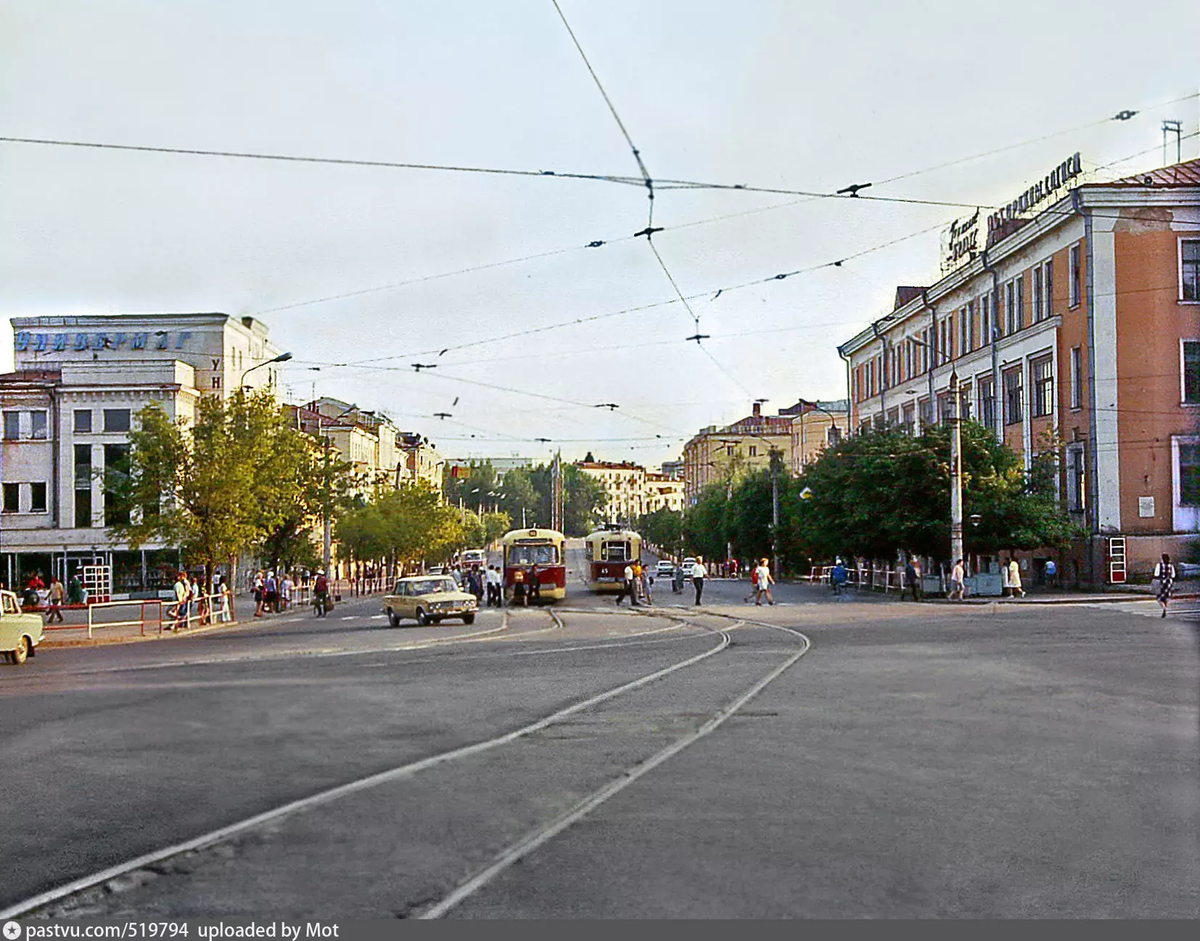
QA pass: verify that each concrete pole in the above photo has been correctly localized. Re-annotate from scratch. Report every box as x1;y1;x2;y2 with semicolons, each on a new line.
322;434;332;576
949;370;964;569
770;447;782;577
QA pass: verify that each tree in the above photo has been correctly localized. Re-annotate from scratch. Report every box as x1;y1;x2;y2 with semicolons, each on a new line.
337;481;466;570
638;506;683;557
482;511;512;545
682;484;730;561
109;390;325;586
499;467;539;526
787;423;1083;565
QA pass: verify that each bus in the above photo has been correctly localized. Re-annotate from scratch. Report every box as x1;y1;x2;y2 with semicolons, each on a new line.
501;528;567;603
583;528;642;593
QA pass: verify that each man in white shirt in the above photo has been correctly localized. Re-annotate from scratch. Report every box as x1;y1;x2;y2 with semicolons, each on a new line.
615;563;638;606
690;556;706;605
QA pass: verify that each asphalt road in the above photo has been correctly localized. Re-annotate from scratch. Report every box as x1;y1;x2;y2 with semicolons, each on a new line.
1;547;1197;919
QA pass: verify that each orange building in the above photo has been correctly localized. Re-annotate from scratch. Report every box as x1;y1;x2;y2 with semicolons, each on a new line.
839;156;1200;582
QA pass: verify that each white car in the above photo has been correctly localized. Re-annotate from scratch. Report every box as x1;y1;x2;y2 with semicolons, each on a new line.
655;560;676;578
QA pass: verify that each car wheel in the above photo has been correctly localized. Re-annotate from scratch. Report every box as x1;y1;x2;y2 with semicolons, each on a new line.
387;608;400;628
462;614;475;625
416;608;430;626
12;635;29;665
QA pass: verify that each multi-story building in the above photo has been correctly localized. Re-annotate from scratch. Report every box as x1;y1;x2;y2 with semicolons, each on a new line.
576;458;647;526
838;155;1200;580
644;472;685;513
293;397;402;492
1;313;283;593
397;432;444;492
682;400;847;505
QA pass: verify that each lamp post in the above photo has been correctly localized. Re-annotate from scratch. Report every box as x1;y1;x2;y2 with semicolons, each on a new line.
949;370;964;571
239;351;293;390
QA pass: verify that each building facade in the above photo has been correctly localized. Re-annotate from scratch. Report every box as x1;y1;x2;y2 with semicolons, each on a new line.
839;157;1200;579
1;312;290;593
644;472;686;513
575;459;647;526
681;400;847;505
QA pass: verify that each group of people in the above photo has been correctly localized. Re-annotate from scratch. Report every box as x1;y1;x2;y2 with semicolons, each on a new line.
252;570;296;617
614;559;655;606
744;558;775;605
171;571;232;630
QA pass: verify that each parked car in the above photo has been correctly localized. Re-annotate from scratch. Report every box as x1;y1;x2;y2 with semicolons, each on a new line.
655;560;676;578
1;589;44;665
681;557;697;582
383;576;478;627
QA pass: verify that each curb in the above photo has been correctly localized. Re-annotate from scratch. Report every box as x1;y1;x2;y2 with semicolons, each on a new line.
41;619;245;648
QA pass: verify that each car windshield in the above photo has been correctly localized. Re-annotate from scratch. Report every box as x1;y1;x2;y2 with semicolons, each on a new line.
408;578;457;595
508;544;558;565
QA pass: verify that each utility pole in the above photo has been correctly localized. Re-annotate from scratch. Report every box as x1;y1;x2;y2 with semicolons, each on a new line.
949;370;964;569
550;451;564;532
769;447;783;577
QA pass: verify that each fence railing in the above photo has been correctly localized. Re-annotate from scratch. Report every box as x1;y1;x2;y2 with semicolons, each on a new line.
84;599;165;639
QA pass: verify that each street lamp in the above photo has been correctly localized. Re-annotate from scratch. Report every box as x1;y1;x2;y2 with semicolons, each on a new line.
240;351;293;389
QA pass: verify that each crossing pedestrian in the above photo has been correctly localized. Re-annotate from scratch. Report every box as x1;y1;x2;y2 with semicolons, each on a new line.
615;562;638;606
1153;553;1175;618
46;575;65;623
744;564;759;603
904;557;923;602
754;558;775;605
691;555;706;605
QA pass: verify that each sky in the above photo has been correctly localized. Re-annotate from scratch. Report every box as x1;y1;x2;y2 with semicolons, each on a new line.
2;0;1198;470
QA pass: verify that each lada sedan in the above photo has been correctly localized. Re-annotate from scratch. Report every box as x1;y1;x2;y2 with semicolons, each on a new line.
1;589;44;664
383;576;477;627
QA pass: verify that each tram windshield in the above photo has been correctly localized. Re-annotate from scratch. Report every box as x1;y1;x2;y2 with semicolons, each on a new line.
508;544;559;565
601;541;630;562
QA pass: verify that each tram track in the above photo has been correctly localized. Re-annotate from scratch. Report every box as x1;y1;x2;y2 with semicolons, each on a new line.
4;605;811;920
1;609;733;919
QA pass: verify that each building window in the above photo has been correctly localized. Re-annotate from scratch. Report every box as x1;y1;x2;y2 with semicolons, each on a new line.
1015;275;1024;331
981;293;991;344
103;408;131;433
1033;266;1044;322
902;403;915;434
748;446;757;457
960;307;969;356
1031;357;1053;417
1004;369;1024;425
3;411;18;440
968;301;977;351
1044;260;1054;317
959;386;973;421
1183;240;1200;301
75;488;92;528
1006;281;1016;335
1178;444;1200;506
979;376;995;428
918;397;932;427
30;410;47;439
1069;245;1081;308
30;482;47;513
1070;347;1083;409
103;443;132;525
1066;445;1086;512
74;409;93;434
1184;340;1200;405
2;483;18;513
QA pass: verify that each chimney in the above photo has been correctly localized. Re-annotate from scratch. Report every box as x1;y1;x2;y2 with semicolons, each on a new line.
752;402;761;418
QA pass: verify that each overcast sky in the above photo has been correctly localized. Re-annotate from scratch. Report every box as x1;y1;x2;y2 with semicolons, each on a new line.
3;0;1198;468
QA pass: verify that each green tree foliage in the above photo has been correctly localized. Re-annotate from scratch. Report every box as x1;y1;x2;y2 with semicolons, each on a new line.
498;467;539;526
336;481;465;568
681;484;730;561
787;423;1082;564
482;511;512;545
110;390;334;581
637;506;683;557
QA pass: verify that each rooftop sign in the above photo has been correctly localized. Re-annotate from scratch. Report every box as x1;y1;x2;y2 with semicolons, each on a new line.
987;152;1082;237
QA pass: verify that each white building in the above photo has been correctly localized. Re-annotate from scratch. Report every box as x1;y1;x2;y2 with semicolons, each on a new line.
1;313;284;594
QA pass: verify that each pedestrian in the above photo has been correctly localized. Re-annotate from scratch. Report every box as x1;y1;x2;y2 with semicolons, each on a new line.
1043;558;1057;590
831;559;848;596
46;575;65;623
672;560;684;594
1001;557;1012;597
691;555;706;605
641;562;654;605
1008;557;1025;598
744;564;759;603
1153;553;1175;618
528;563;542;604
264;570;279;613
68;572;83;605
754;557;775;605
281;572;293;611
173;571;189;631
948;559;966;601
217;576;233;622
615;562;638;606
904;557;923;602
253;570;265;617
486;565;498;606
